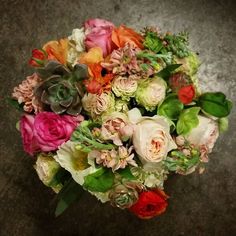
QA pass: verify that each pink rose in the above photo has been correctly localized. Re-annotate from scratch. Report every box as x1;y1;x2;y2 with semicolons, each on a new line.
20;112;84;155
20;114;40;155
84;18;116;57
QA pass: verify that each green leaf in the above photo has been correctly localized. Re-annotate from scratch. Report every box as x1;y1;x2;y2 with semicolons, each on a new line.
6;97;24;112
218;117;229;133
198;92;232;118
158;94;184;120
176;107;200;135
117;167;137;180
48;168;71;187
83;168;114;192
55;178;84;217
157;64;182;79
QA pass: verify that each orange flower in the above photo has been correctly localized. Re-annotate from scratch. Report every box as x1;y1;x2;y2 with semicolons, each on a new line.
84;63;113;94
112;25;144;49
43;39;68;65
79;47;104;65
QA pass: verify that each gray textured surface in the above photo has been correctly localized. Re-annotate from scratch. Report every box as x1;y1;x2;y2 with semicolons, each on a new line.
0;0;236;235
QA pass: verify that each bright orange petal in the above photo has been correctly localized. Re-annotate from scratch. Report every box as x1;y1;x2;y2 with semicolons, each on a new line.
112;25;144;49
79;47;104;65
43;39;68;64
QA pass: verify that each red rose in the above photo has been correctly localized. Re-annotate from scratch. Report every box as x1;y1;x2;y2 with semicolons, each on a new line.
29;49;47;67
129;190;168;219
178;85;195;104
169;72;191;92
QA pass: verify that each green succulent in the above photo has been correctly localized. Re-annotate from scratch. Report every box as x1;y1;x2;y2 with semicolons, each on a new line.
34;61;88;115
109;181;144;209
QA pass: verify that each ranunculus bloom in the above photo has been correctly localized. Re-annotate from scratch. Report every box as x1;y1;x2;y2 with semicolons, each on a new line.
29;49;47;67
178;85;195;104
43;39;69;65
135;77;166;111
20;112;83;155
112;25;144;49
84;18;116;57
129;190;168;219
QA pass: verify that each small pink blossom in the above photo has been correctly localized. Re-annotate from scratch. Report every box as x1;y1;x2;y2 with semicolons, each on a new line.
88;146;137;171
100;112;133;145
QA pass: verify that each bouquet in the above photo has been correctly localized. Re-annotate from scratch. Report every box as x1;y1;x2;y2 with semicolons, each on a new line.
10;18;232;219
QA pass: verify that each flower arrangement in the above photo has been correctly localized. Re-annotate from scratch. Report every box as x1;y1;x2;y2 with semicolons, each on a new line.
10;18;232;219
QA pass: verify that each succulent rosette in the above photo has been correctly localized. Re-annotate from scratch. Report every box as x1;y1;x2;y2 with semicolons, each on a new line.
10;18;232;220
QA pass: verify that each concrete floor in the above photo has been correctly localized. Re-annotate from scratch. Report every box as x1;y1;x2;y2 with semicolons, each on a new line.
0;0;236;235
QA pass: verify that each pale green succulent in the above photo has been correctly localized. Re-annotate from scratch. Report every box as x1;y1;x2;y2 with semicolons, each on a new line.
135;77;167;111
174;52;200;76
109;181;143;209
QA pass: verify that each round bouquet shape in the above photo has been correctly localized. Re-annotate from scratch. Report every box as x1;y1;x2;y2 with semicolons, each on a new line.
11;18;232;219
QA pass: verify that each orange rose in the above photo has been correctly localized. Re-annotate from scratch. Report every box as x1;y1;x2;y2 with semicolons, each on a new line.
129;189;168;219
112;25;144;49
43;39;68;65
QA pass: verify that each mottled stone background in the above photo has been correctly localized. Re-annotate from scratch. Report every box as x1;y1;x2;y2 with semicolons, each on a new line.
0;0;236;235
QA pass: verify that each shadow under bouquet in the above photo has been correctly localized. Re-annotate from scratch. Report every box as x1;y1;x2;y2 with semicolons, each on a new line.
10;18;232;219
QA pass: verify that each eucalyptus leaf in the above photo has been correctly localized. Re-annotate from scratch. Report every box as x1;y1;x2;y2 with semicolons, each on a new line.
158;94;184;120
83;168;114;192
55;178;84;217
198;92;232;118
176;107;200;135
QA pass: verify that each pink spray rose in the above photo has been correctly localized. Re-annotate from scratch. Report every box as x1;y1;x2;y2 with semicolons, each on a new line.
20;112;84;155
84;18;116;57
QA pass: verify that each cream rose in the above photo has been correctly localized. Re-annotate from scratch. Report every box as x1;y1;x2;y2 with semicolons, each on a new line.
185;115;219;160
129;109;177;168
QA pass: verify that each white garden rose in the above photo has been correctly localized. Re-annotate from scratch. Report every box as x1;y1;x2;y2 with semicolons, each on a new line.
135;77;166;111
129;109;177;169
185;115;219;154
